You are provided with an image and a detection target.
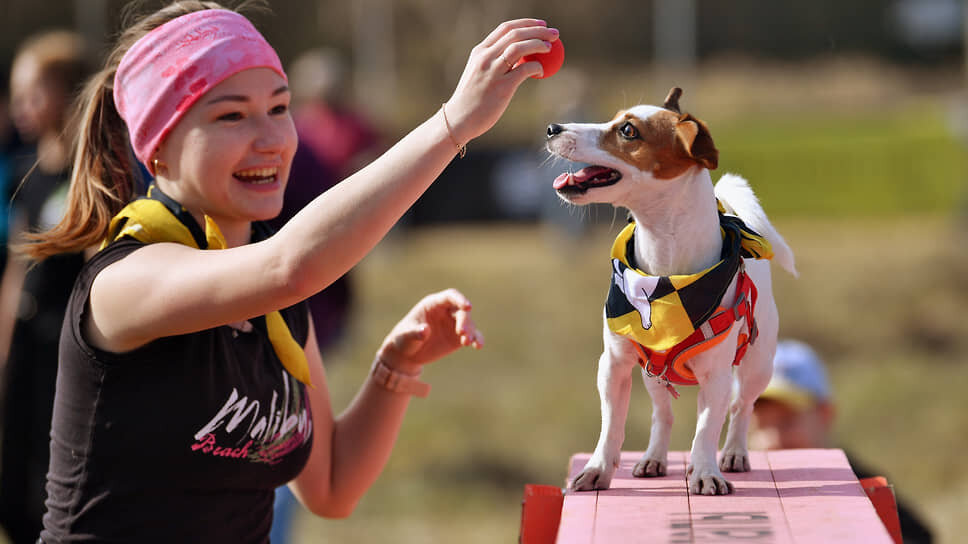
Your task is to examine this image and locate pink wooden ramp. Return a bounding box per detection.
[556,449,894,543]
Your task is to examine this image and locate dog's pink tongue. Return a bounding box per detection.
[576,165,612,180]
[554,166,612,189]
[553,173,573,189]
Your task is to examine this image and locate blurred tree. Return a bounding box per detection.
[0,0,961,133]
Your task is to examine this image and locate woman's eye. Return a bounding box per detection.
[620,122,638,139]
[270,104,289,115]
[217,112,244,122]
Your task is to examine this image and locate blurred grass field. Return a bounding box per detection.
[292,100,968,543]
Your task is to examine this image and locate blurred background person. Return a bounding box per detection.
[0,29,90,544]
[750,339,935,544]
[0,63,24,278]
[287,47,382,181]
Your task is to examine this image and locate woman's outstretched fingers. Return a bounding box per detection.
[480,18,548,48]
[453,306,482,349]
[498,41,551,77]
[445,20,559,143]
[379,289,483,369]
[435,288,483,349]
[493,26,558,67]
[440,287,472,310]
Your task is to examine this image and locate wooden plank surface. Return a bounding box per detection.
[685,450,795,544]
[558,449,893,543]
[766,449,893,543]
[554,455,599,544]
[593,451,690,544]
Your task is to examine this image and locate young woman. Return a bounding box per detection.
[23,1,558,541]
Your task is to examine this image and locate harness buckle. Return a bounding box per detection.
[662,379,681,399]
[643,354,667,380]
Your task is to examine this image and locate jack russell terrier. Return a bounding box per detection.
[546,88,797,495]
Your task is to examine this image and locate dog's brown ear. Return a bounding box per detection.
[675,114,718,170]
[663,87,683,113]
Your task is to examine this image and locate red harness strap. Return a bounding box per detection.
[629,270,759,398]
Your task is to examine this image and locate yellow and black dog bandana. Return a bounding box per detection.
[103,185,313,387]
[605,210,772,353]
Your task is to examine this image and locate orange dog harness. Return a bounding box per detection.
[628,268,759,398]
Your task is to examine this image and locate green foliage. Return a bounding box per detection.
[713,106,968,217]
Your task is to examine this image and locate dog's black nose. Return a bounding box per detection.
[547,124,563,138]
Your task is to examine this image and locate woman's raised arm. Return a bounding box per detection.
[86,20,558,353]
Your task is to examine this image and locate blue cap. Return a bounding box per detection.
[759,340,832,410]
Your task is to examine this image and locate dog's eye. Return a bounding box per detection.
[620,122,639,139]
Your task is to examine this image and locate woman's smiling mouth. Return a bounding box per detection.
[233,167,278,184]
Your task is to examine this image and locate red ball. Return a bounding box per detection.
[518,38,564,79]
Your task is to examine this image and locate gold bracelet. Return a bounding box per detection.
[440,102,467,158]
[370,358,431,398]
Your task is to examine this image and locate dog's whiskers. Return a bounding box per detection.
[558,197,587,221]
[538,153,558,168]
[609,207,621,231]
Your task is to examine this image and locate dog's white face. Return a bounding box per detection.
[545,103,718,207]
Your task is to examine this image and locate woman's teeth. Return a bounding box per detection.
[234,167,278,184]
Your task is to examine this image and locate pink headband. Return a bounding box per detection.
[114,9,286,172]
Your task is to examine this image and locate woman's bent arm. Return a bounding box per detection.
[291,290,483,517]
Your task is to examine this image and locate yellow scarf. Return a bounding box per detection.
[605,209,772,352]
[102,185,313,387]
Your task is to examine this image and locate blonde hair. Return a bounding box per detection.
[18,0,268,261]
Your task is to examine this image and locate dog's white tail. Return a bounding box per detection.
[714,173,798,277]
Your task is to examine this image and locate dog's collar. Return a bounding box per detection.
[605,209,772,353]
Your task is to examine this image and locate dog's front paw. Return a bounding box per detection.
[687,464,734,495]
[571,463,614,491]
[632,456,667,478]
[719,450,751,473]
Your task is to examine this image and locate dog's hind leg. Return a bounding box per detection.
[721,263,779,472]
[718,374,760,474]
[572,348,637,491]
[633,372,674,477]
[720,305,778,473]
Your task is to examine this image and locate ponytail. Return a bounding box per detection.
[16,0,266,261]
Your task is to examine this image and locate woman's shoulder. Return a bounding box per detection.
[74,238,147,293]
[88,238,147,269]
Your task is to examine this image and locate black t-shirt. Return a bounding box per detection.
[41,238,314,543]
